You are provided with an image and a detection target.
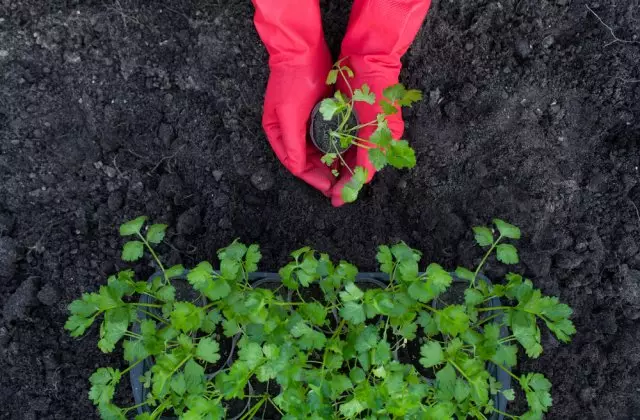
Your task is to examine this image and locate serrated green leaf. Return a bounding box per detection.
[339,398,366,417]
[89,367,121,405]
[146,224,167,244]
[245,244,261,273]
[473,226,494,247]
[321,153,337,166]
[436,305,470,336]
[464,289,484,306]
[122,241,144,262]
[399,89,423,107]
[340,301,365,324]
[166,264,185,279]
[380,100,398,115]
[493,344,518,368]
[376,245,394,274]
[497,244,519,264]
[170,302,203,333]
[455,267,475,282]
[502,389,516,401]
[493,219,521,239]
[387,140,416,169]
[123,339,149,362]
[369,124,393,148]
[341,167,368,203]
[353,84,375,104]
[330,374,353,398]
[383,83,407,103]
[522,373,553,413]
[368,148,387,170]
[120,216,147,236]
[319,98,341,121]
[340,282,364,302]
[419,341,444,368]
[454,378,471,402]
[326,69,338,85]
[170,372,187,396]
[196,337,221,364]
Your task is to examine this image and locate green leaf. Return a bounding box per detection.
[380,100,398,115]
[522,373,553,413]
[493,344,518,368]
[511,311,542,358]
[245,244,262,272]
[353,84,375,104]
[290,321,327,350]
[455,267,475,282]
[122,241,144,262]
[340,282,364,302]
[341,166,368,203]
[435,363,457,402]
[340,301,366,325]
[65,314,95,337]
[196,337,221,364]
[368,148,387,170]
[369,124,393,148]
[146,224,167,244]
[435,305,470,336]
[330,374,353,398]
[502,389,516,401]
[184,359,206,394]
[326,69,339,85]
[339,398,366,417]
[123,339,149,362]
[156,285,175,302]
[98,306,131,352]
[319,98,340,121]
[300,302,327,326]
[119,216,147,236]
[170,302,203,333]
[98,403,125,420]
[376,245,394,274]
[321,153,337,166]
[473,226,494,247]
[497,244,519,264]
[170,372,187,395]
[399,89,423,107]
[493,219,521,239]
[464,289,484,306]
[166,264,185,279]
[454,378,470,402]
[383,83,407,103]
[342,66,355,78]
[387,140,416,169]
[89,367,121,405]
[419,341,444,368]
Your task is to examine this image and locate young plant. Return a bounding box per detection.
[318,59,422,203]
[66,217,575,419]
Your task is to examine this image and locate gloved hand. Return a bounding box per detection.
[252,0,336,196]
[330,0,432,206]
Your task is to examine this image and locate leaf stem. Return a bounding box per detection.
[137,232,167,283]
[473,235,503,287]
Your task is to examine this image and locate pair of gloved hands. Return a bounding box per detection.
[252,0,431,206]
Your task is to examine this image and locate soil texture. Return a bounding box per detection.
[1,0,640,419]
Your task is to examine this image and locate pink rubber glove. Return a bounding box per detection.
[330,0,432,206]
[252,0,336,196]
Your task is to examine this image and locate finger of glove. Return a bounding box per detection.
[277,104,336,196]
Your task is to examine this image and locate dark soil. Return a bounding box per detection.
[1,0,639,419]
[310,102,357,154]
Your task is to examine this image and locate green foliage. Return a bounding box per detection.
[66,217,575,419]
[318,61,423,203]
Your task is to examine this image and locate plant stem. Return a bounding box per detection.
[497,364,521,383]
[137,232,167,283]
[491,408,518,419]
[333,141,354,176]
[132,303,164,308]
[347,120,378,132]
[139,309,168,324]
[472,235,502,287]
[121,358,144,376]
